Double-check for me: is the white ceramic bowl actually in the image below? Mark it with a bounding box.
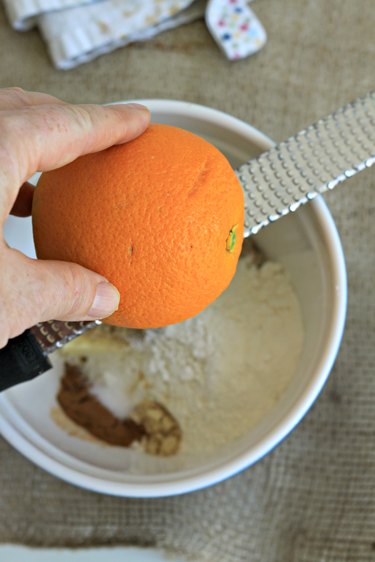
[0,100,347,497]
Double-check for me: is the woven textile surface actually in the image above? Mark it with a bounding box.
[0,1,374,560]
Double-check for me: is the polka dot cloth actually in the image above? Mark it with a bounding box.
[206,0,267,60]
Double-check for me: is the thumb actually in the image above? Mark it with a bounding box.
[2,247,120,344]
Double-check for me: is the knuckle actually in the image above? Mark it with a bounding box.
[66,104,95,133]
[0,113,29,181]
[2,87,29,106]
[59,265,96,318]
[0,111,16,139]
[7,86,27,96]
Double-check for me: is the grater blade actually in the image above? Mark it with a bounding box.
[30,320,102,356]
[236,91,375,236]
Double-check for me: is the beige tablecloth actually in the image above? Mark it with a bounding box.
[0,1,374,560]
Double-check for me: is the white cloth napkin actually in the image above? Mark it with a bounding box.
[3,0,205,69]
[2,0,266,69]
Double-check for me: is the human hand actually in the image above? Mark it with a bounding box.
[0,88,150,349]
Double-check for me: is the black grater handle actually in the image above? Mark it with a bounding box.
[0,330,51,392]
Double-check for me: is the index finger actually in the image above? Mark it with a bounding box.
[0,101,150,205]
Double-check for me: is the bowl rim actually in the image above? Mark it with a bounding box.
[0,99,347,497]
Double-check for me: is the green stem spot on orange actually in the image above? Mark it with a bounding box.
[226,224,238,253]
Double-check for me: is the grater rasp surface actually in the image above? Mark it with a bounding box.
[30,320,101,356]
[236,91,375,235]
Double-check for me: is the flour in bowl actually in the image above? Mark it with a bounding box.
[58,252,304,458]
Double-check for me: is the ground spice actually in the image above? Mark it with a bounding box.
[58,363,181,455]
[58,363,144,447]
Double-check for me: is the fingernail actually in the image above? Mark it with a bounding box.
[88,281,120,319]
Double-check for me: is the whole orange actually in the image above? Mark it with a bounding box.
[32,124,244,328]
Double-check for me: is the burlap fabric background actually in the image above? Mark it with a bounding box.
[0,1,374,560]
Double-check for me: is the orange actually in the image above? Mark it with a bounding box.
[32,124,244,328]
